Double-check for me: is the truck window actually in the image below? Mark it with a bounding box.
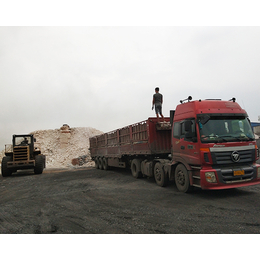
[173,119,197,142]
[173,122,181,139]
[183,119,197,142]
[198,115,255,143]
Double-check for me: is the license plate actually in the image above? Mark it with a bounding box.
[233,170,245,176]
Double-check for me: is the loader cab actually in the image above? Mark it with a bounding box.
[12,134,36,159]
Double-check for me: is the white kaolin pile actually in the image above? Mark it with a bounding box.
[0,124,103,169]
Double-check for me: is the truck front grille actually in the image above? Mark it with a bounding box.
[13,146,29,161]
[211,149,254,165]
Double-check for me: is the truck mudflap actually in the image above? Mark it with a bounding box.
[7,160,35,168]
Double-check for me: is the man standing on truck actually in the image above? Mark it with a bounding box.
[152,86,164,123]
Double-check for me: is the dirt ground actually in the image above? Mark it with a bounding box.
[1,164,260,234]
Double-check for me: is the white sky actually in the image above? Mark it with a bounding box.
[0,1,260,150]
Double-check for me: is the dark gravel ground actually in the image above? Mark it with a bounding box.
[1,165,260,234]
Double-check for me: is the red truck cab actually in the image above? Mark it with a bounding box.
[171,97,260,192]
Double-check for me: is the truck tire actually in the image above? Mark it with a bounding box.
[131,159,142,178]
[34,155,44,174]
[154,162,168,187]
[1,156,12,177]
[95,158,99,169]
[102,157,109,171]
[175,164,193,193]
[98,157,103,170]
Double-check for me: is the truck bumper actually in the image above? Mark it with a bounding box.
[199,163,260,190]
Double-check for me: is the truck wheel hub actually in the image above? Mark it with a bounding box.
[176,171,185,185]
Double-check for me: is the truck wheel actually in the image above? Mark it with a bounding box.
[102,158,109,171]
[95,158,99,169]
[154,162,168,187]
[131,159,142,178]
[175,164,192,193]
[1,156,12,177]
[98,157,103,170]
[34,155,44,174]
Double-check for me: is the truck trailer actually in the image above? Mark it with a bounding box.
[89,97,260,192]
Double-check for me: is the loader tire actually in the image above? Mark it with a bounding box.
[1,156,12,177]
[34,155,44,174]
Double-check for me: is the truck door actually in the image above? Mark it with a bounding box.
[172,119,200,165]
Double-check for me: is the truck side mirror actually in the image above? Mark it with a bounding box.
[34,138,36,142]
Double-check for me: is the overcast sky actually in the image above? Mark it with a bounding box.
[0,26,260,149]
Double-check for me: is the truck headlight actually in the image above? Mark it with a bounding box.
[205,172,217,183]
[258,167,260,178]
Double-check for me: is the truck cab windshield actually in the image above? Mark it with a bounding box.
[198,115,255,143]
